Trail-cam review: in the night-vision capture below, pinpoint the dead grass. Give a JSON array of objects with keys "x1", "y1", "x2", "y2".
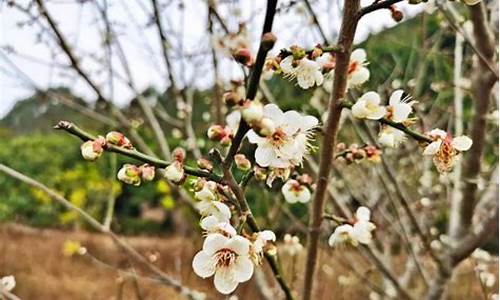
[{"x1": 0, "y1": 223, "x2": 496, "y2": 300}]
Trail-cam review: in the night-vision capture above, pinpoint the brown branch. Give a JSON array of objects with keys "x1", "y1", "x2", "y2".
[
  {"x1": 358, "y1": 0, "x2": 405, "y2": 17},
  {"x1": 54, "y1": 121, "x2": 223, "y2": 183},
  {"x1": 302, "y1": 1, "x2": 361, "y2": 299},
  {"x1": 455, "y1": 1, "x2": 498, "y2": 238}
]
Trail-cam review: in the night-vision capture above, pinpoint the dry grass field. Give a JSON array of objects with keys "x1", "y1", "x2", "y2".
[{"x1": 0, "y1": 223, "x2": 497, "y2": 300}]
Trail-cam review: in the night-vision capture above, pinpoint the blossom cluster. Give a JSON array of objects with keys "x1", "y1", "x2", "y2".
[
  {"x1": 190, "y1": 178, "x2": 276, "y2": 295},
  {"x1": 335, "y1": 143, "x2": 382, "y2": 164},
  {"x1": 265, "y1": 47, "x2": 370, "y2": 90},
  {"x1": 350, "y1": 90, "x2": 473, "y2": 172}
]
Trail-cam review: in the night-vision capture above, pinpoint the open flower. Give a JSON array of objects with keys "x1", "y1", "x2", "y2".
[
  {"x1": 117, "y1": 164, "x2": 142, "y2": 186},
  {"x1": 347, "y1": 49, "x2": 370, "y2": 87},
  {"x1": 247, "y1": 104, "x2": 318, "y2": 168},
  {"x1": 280, "y1": 57, "x2": 324, "y2": 89},
  {"x1": 195, "y1": 181, "x2": 231, "y2": 222},
  {"x1": 281, "y1": 179, "x2": 311, "y2": 203},
  {"x1": 423, "y1": 129, "x2": 473, "y2": 172},
  {"x1": 252, "y1": 230, "x2": 276, "y2": 255},
  {"x1": 192, "y1": 234, "x2": 254, "y2": 294},
  {"x1": 0, "y1": 275, "x2": 15, "y2": 292},
  {"x1": 328, "y1": 206, "x2": 376, "y2": 247},
  {"x1": 386, "y1": 90, "x2": 415, "y2": 123},
  {"x1": 378, "y1": 125, "x2": 406, "y2": 148},
  {"x1": 352, "y1": 92, "x2": 386, "y2": 120}
]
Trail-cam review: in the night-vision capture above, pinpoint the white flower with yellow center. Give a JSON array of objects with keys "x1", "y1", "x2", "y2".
[
  {"x1": 347, "y1": 49, "x2": 370, "y2": 87},
  {"x1": 328, "y1": 206, "x2": 376, "y2": 247},
  {"x1": 280, "y1": 56, "x2": 324, "y2": 89},
  {"x1": 378, "y1": 126, "x2": 406, "y2": 148},
  {"x1": 386, "y1": 90, "x2": 416, "y2": 123},
  {"x1": 423, "y1": 129, "x2": 473, "y2": 172},
  {"x1": 352, "y1": 91, "x2": 387, "y2": 120},
  {"x1": 281, "y1": 179, "x2": 311, "y2": 203},
  {"x1": 247, "y1": 104, "x2": 318, "y2": 168},
  {"x1": 192, "y1": 234, "x2": 254, "y2": 294}
]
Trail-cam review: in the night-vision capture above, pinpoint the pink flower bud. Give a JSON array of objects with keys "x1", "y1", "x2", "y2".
[
  {"x1": 140, "y1": 164, "x2": 155, "y2": 181},
  {"x1": 172, "y1": 147, "x2": 186, "y2": 162},
  {"x1": 80, "y1": 137, "x2": 105, "y2": 161},
  {"x1": 233, "y1": 48, "x2": 254, "y2": 66},
  {"x1": 241, "y1": 101, "x2": 264, "y2": 124},
  {"x1": 117, "y1": 164, "x2": 141, "y2": 186},
  {"x1": 164, "y1": 161, "x2": 184, "y2": 183},
  {"x1": 106, "y1": 131, "x2": 133, "y2": 149},
  {"x1": 197, "y1": 158, "x2": 213, "y2": 171},
  {"x1": 207, "y1": 125, "x2": 226, "y2": 141},
  {"x1": 261, "y1": 33, "x2": 277, "y2": 50},
  {"x1": 234, "y1": 154, "x2": 251, "y2": 171},
  {"x1": 297, "y1": 174, "x2": 313, "y2": 185},
  {"x1": 220, "y1": 135, "x2": 233, "y2": 147}
]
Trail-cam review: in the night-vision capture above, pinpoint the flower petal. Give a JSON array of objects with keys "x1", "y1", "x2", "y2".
[
  {"x1": 192, "y1": 250, "x2": 216, "y2": 278},
  {"x1": 203, "y1": 233, "x2": 229, "y2": 254},
  {"x1": 391, "y1": 103, "x2": 412, "y2": 123},
  {"x1": 423, "y1": 141, "x2": 442, "y2": 155},
  {"x1": 367, "y1": 106, "x2": 387, "y2": 120},
  {"x1": 356, "y1": 206, "x2": 371, "y2": 221},
  {"x1": 389, "y1": 90, "x2": 405, "y2": 106},
  {"x1": 214, "y1": 268, "x2": 239, "y2": 294},
  {"x1": 226, "y1": 235, "x2": 250, "y2": 256},
  {"x1": 247, "y1": 130, "x2": 265, "y2": 144},
  {"x1": 255, "y1": 144, "x2": 277, "y2": 167},
  {"x1": 350, "y1": 49, "x2": 367, "y2": 63},
  {"x1": 263, "y1": 104, "x2": 284, "y2": 124},
  {"x1": 349, "y1": 67, "x2": 370, "y2": 86},
  {"x1": 233, "y1": 255, "x2": 254, "y2": 282},
  {"x1": 452, "y1": 136, "x2": 473, "y2": 151}
]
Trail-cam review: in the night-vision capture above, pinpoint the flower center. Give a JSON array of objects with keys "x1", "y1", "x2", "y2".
[
  {"x1": 215, "y1": 249, "x2": 237, "y2": 268},
  {"x1": 269, "y1": 128, "x2": 288, "y2": 146},
  {"x1": 348, "y1": 61, "x2": 358, "y2": 74}
]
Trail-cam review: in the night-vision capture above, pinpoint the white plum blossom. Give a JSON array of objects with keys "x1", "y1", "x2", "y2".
[
  {"x1": 328, "y1": 206, "x2": 376, "y2": 247},
  {"x1": 192, "y1": 233, "x2": 254, "y2": 294},
  {"x1": 252, "y1": 230, "x2": 276, "y2": 255},
  {"x1": 247, "y1": 104, "x2": 318, "y2": 168},
  {"x1": 347, "y1": 49, "x2": 370, "y2": 87},
  {"x1": 281, "y1": 179, "x2": 311, "y2": 203},
  {"x1": 378, "y1": 125, "x2": 406, "y2": 148},
  {"x1": 423, "y1": 129, "x2": 473, "y2": 172},
  {"x1": 283, "y1": 234, "x2": 303, "y2": 256},
  {"x1": 164, "y1": 161, "x2": 184, "y2": 183},
  {"x1": 296, "y1": 58, "x2": 324, "y2": 89},
  {"x1": 226, "y1": 110, "x2": 241, "y2": 135},
  {"x1": 280, "y1": 56, "x2": 324, "y2": 89},
  {"x1": 200, "y1": 216, "x2": 237, "y2": 237},
  {"x1": 195, "y1": 181, "x2": 232, "y2": 222},
  {"x1": 0, "y1": 275, "x2": 15, "y2": 292},
  {"x1": 386, "y1": 90, "x2": 415, "y2": 123},
  {"x1": 352, "y1": 92, "x2": 387, "y2": 120}
]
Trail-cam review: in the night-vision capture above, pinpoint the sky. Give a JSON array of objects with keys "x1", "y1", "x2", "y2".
[{"x1": 0, "y1": 0, "x2": 424, "y2": 118}]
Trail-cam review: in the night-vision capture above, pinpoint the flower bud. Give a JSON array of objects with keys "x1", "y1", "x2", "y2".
[
  {"x1": 253, "y1": 117, "x2": 275, "y2": 137},
  {"x1": 140, "y1": 164, "x2": 155, "y2": 181},
  {"x1": 117, "y1": 164, "x2": 141, "y2": 186},
  {"x1": 391, "y1": 8, "x2": 403, "y2": 22},
  {"x1": 207, "y1": 125, "x2": 226, "y2": 141},
  {"x1": 233, "y1": 48, "x2": 254, "y2": 67},
  {"x1": 336, "y1": 142, "x2": 346, "y2": 152},
  {"x1": 197, "y1": 158, "x2": 213, "y2": 171},
  {"x1": 310, "y1": 47, "x2": 323, "y2": 60},
  {"x1": 353, "y1": 149, "x2": 367, "y2": 160},
  {"x1": 241, "y1": 101, "x2": 264, "y2": 124},
  {"x1": 164, "y1": 161, "x2": 184, "y2": 183},
  {"x1": 105, "y1": 131, "x2": 132, "y2": 148},
  {"x1": 297, "y1": 174, "x2": 313, "y2": 185},
  {"x1": 234, "y1": 154, "x2": 251, "y2": 171},
  {"x1": 223, "y1": 91, "x2": 242, "y2": 107},
  {"x1": 261, "y1": 32, "x2": 277, "y2": 50},
  {"x1": 195, "y1": 181, "x2": 216, "y2": 201},
  {"x1": 192, "y1": 178, "x2": 206, "y2": 192},
  {"x1": 80, "y1": 137, "x2": 105, "y2": 161},
  {"x1": 172, "y1": 147, "x2": 186, "y2": 162},
  {"x1": 220, "y1": 135, "x2": 233, "y2": 147},
  {"x1": 290, "y1": 45, "x2": 306, "y2": 60},
  {"x1": 254, "y1": 166, "x2": 267, "y2": 181}
]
